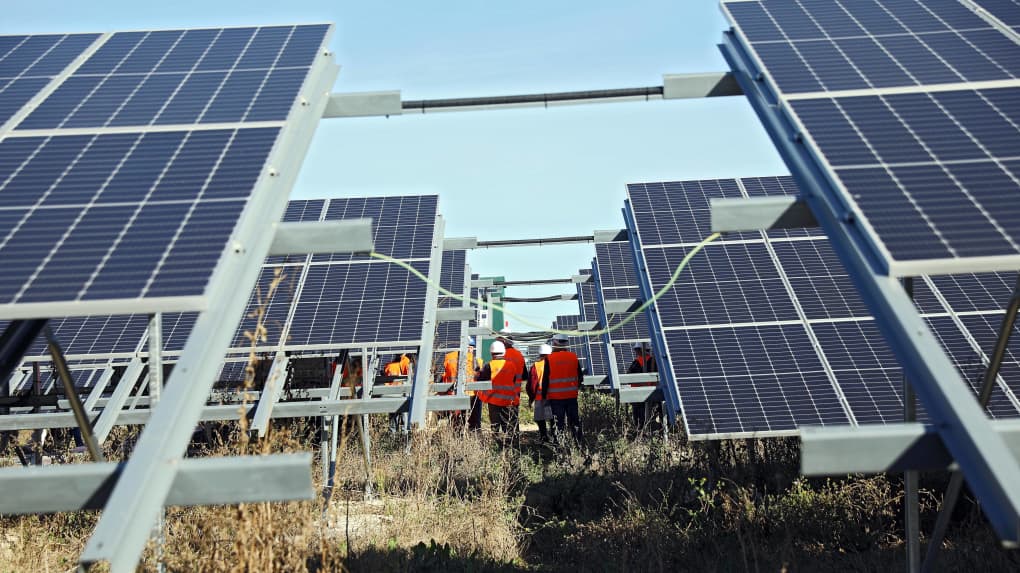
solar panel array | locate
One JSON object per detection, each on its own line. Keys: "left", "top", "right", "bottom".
{"left": 3, "top": 195, "right": 441, "bottom": 395}
{"left": 722, "top": 0, "right": 1020, "bottom": 275}
{"left": 0, "top": 26, "right": 332, "bottom": 316}
{"left": 575, "top": 269, "right": 607, "bottom": 376}
{"left": 625, "top": 175, "right": 1020, "bottom": 438}
{"left": 592, "top": 241, "right": 651, "bottom": 374}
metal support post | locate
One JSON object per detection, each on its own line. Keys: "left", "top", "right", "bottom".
{"left": 923, "top": 274, "right": 1020, "bottom": 571}
{"left": 321, "top": 353, "right": 345, "bottom": 500}
{"left": 0, "top": 320, "right": 46, "bottom": 386}
{"left": 93, "top": 357, "right": 145, "bottom": 445}
{"left": 902, "top": 278, "right": 920, "bottom": 573}
{"left": 251, "top": 354, "right": 290, "bottom": 438}
{"left": 148, "top": 314, "right": 163, "bottom": 405}
{"left": 43, "top": 327, "right": 104, "bottom": 463}
{"left": 361, "top": 349, "right": 379, "bottom": 498}
{"left": 407, "top": 216, "right": 446, "bottom": 427}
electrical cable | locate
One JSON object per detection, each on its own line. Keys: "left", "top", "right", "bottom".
{"left": 368, "top": 232, "right": 722, "bottom": 337}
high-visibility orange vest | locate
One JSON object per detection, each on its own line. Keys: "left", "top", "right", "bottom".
{"left": 546, "top": 350, "right": 580, "bottom": 400}
{"left": 399, "top": 355, "right": 411, "bottom": 375}
{"left": 383, "top": 362, "right": 403, "bottom": 381}
{"left": 633, "top": 354, "right": 657, "bottom": 387}
{"left": 530, "top": 360, "right": 546, "bottom": 398}
{"left": 442, "top": 350, "right": 478, "bottom": 382}
{"left": 479, "top": 358, "right": 521, "bottom": 407}
{"left": 504, "top": 347, "right": 526, "bottom": 383}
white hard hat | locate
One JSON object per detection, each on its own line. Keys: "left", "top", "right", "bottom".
{"left": 490, "top": 340, "right": 506, "bottom": 354}
{"left": 551, "top": 334, "right": 569, "bottom": 346}
{"left": 539, "top": 344, "right": 552, "bottom": 355}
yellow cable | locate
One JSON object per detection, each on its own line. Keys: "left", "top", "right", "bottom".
{"left": 369, "top": 232, "right": 721, "bottom": 338}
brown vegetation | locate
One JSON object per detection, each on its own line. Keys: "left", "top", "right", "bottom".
{"left": 2, "top": 392, "right": 1019, "bottom": 572}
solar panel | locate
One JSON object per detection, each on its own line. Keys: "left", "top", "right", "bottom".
{"left": 592, "top": 242, "right": 651, "bottom": 380}
{"left": 626, "top": 174, "right": 1020, "bottom": 438}
{"left": 286, "top": 195, "right": 439, "bottom": 347}
{"left": 0, "top": 25, "right": 332, "bottom": 318}
{"left": 0, "top": 34, "right": 100, "bottom": 126}
{"left": 575, "top": 268, "right": 607, "bottom": 376}
{"left": 722, "top": 0, "right": 1020, "bottom": 275}
{"left": 435, "top": 250, "right": 467, "bottom": 350}
{"left": 972, "top": 0, "right": 1020, "bottom": 28}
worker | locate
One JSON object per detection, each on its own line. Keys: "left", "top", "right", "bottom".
{"left": 441, "top": 338, "right": 483, "bottom": 428}
{"left": 399, "top": 353, "right": 414, "bottom": 375}
{"left": 382, "top": 355, "right": 407, "bottom": 432}
{"left": 542, "top": 334, "right": 584, "bottom": 443}
{"left": 628, "top": 343, "right": 658, "bottom": 432}
{"left": 496, "top": 331, "right": 529, "bottom": 390}
{"left": 383, "top": 355, "right": 404, "bottom": 378}
{"left": 476, "top": 340, "right": 523, "bottom": 446}
{"left": 526, "top": 344, "right": 554, "bottom": 442}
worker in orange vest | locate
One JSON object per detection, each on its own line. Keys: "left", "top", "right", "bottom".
{"left": 441, "top": 338, "right": 483, "bottom": 428}
{"left": 496, "top": 331, "right": 529, "bottom": 391}
{"left": 542, "top": 334, "right": 584, "bottom": 443}
{"left": 628, "top": 343, "right": 658, "bottom": 432}
{"left": 476, "top": 340, "right": 523, "bottom": 445}
{"left": 526, "top": 344, "right": 554, "bottom": 442}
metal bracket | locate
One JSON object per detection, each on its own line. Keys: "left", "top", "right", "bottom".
{"left": 436, "top": 308, "right": 475, "bottom": 322}
{"left": 593, "top": 229, "right": 629, "bottom": 243}
{"left": 251, "top": 355, "right": 290, "bottom": 437}
{"left": 618, "top": 387, "right": 662, "bottom": 404}
{"left": 801, "top": 422, "right": 1020, "bottom": 475}
{"left": 662, "top": 72, "right": 742, "bottom": 99}
{"left": 604, "top": 298, "right": 641, "bottom": 314}
{"left": 0, "top": 453, "right": 314, "bottom": 514}
{"left": 268, "top": 219, "right": 374, "bottom": 256}
{"left": 572, "top": 274, "right": 592, "bottom": 284}
{"left": 710, "top": 196, "right": 818, "bottom": 234}
{"left": 322, "top": 90, "right": 402, "bottom": 118}
{"left": 443, "top": 236, "right": 478, "bottom": 250}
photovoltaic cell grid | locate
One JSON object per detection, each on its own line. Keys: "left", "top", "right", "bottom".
{"left": 626, "top": 175, "right": 1020, "bottom": 438}
{"left": 722, "top": 0, "right": 1020, "bottom": 273}
{"left": 972, "top": 0, "right": 1020, "bottom": 28}
{"left": 0, "top": 34, "right": 99, "bottom": 125}
{"left": 593, "top": 242, "right": 650, "bottom": 343}
{"left": 435, "top": 249, "right": 467, "bottom": 350}
{"left": 575, "top": 269, "right": 607, "bottom": 376}
{"left": 287, "top": 195, "right": 438, "bottom": 347}
{"left": 552, "top": 314, "right": 588, "bottom": 371}
{"left": 0, "top": 25, "right": 331, "bottom": 314}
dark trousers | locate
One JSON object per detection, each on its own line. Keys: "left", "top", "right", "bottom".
{"left": 536, "top": 419, "right": 550, "bottom": 441}
{"left": 550, "top": 399, "right": 582, "bottom": 442}
{"left": 487, "top": 403, "right": 519, "bottom": 446}
{"left": 467, "top": 395, "right": 482, "bottom": 431}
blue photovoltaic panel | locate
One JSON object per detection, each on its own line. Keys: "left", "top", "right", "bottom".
{"left": 435, "top": 249, "right": 467, "bottom": 349}
{"left": 33, "top": 315, "right": 147, "bottom": 356}
{"left": 287, "top": 195, "right": 439, "bottom": 347}
{"left": 665, "top": 324, "right": 850, "bottom": 436}
{"left": 287, "top": 260, "right": 431, "bottom": 346}
{"left": 16, "top": 25, "right": 328, "bottom": 130}
{"left": 0, "top": 24, "right": 332, "bottom": 318}
{"left": 0, "top": 34, "right": 100, "bottom": 125}
{"left": 643, "top": 243, "right": 800, "bottom": 327}
{"left": 811, "top": 319, "right": 908, "bottom": 425}
{"left": 265, "top": 198, "right": 326, "bottom": 264}
{"left": 553, "top": 314, "right": 588, "bottom": 370}
{"left": 16, "top": 367, "right": 105, "bottom": 394}
{"left": 0, "top": 127, "right": 279, "bottom": 304}
{"left": 315, "top": 195, "right": 438, "bottom": 263}
{"left": 227, "top": 265, "right": 299, "bottom": 350}
{"left": 626, "top": 173, "right": 1020, "bottom": 437}
{"left": 593, "top": 242, "right": 649, "bottom": 343}
{"left": 722, "top": 1, "right": 1020, "bottom": 272}
{"left": 973, "top": 0, "right": 1020, "bottom": 27}
{"left": 926, "top": 314, "right": 1020, "bottom": 418}
{"left": 575, "top": 269, "right": 607, "bottom": 376}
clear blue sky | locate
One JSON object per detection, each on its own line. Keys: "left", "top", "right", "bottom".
{"left": 2, "top": 1, "right": 787, "bottom": 330}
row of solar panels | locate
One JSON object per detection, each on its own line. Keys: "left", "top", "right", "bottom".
{"left": 564, "top": 173, "right": 1019, "bottom": 439}
{"left": 2, "top": 194, "right": 476, "bottom": 393}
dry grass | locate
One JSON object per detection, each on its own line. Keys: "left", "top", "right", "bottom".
{"left": 3, "top": 392, "right": 1020, "bottom": 571}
